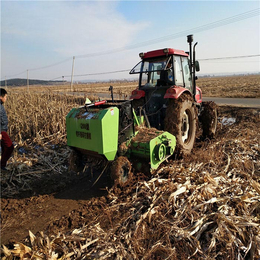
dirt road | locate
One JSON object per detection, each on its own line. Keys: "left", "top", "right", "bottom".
{"left": 203, "top": 97, "right": 260, "bottom": 108}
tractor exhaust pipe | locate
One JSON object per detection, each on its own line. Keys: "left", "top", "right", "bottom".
{"left": 187, "top": 35, "right": 198, "bottom": 101}
{"left": 193, "top": 42, "right": 198, "bottom": 100}
{"left": 187, "top": 34, "right": 193, "bottom": 76}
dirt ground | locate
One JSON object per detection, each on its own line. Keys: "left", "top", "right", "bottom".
{"left": 1, "top": 160, "right": 111, "bottom": 245}
{"left": 1, "top": 105, "right": 260, "bottom": 259}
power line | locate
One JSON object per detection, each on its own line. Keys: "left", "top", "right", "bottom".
{"left": 29, "top": 58, "right": 72, "bottom": 72}
{"left": 2, "top": 8, "right": 259, "bottom": 81}
{"left": 3, "top": 58, "right": 72, "bottom": 80}
{"left": 4, "top": 70, "right": 27, "bottom": 79}
{"left": 75, "top": 8, "right": 260, "bottom": 58}
{"left": 199, "top": 54, "right": 260, "bottom": 61}
{"left": 48, "top": 76, "right": 66, "bottom": 81}
{"left": 3, "top": 53, "right": 259, "bottom": 82}
{"left": 55, "top": 54, "right": 259, "bottom": 79}
{"left": 201, "top": 61, "right": 259, "bottom": 64}
{"left": 62, "top": 69, "right": 130, "bottom": 78}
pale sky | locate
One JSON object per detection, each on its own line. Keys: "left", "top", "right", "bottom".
{"left": 1, "top": 0, "right": 259, "bottom": 82}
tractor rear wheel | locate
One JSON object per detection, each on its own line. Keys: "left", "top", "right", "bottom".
{"left": 110, "top": 156, "right": 132, "bottom": 186}
{"left": 200, "top": 101, "right": 218, "bottom": 138}
{"left": 164, "top": 94, "right": 196, "bottom": 156}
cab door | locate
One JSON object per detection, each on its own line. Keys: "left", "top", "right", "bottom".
{"left": 181, "top": 57, "right": 192, "bottom": 91}
{"left": 173, "top": 55, "right": 192, "bottom": 91}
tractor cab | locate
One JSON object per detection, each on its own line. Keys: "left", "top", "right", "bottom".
{"left": 130, "top": 48, "right": 192, "bottom": 92}
{"left": 130, "top": 47, "right": 199, "bottom": 130}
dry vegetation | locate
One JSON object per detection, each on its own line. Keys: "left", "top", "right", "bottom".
{"left": 0, "top": 92, "right": 86, "bottom": 197}
{"left": 10, "top": 80, "right": 137, "bottom": 100}
{"left": 5, "top": 91, "right": 86, "bottom": 145}
{"left": 1, "top": 75, "right": 260, "bottom": 259}
{"left": 197, "top": 75, "right": 260, "bottom": 98}
{"left": 10, "top": 74, "right": 260, "bottom": 98}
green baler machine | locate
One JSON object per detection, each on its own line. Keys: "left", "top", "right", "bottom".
{"left": 66, "top": 100, "right": 176, "bottom": 185}
{"left": 66, "top": 104, "right": 120, "bottom": 161}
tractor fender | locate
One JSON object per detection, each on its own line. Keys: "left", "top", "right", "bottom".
{"left": 164, "top": 86, "right": 192, "bottom": 99}
{"left": 130, "top": 89, "right": 145, "bottom": 99}
{"left": 164, "top": 86, "right": 203, "bottom": 104}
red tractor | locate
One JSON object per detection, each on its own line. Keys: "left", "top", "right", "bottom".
{"left": 129, "top": 35, "right": 217, "bottom": 155}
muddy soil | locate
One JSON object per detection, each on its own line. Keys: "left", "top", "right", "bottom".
{"left": 1, "top": 170, "right": 111, "bottom": 245}
{"left": 1, "top": 106, "right": 260, "bottom": 248}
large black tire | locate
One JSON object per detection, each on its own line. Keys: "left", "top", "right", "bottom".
{"left": 68, "top": 148, "right": 83, "bottom": 172}
{"left": 200, "top": 101, "right": 218, "bottom": 138}
{"left": 164, "top": 94, "right": 197, "bottom": 155}
{"left": 110, "top": 156, "right": 132, "bottom": 186}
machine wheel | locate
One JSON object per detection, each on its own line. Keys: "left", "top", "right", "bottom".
{"left": 110, "top": 156, "right": 132, "bottom": 186}
{"left": 68, "top": 148, "right": 83, "bottom": 172}
{"left": 164, "top": 94, "right": 196, "bottom": 156}
{"left": 132, "top": 98, "right": 145, "bottom": 112}
{"left": 200, "top": 101, "right": 218, "bottom": 138}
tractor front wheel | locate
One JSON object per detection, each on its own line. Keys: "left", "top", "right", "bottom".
{"left": 164, "top": 94, "right": 196, "bottom": 156}
{"left": 110, "top": 156, "right": 132, "bottom": 186}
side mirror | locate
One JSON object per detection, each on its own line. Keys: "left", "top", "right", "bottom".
{"left": 195, "top": 61, "right": 200, "bottom": 72}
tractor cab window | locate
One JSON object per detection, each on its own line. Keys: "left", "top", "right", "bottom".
{"left": 173, "top": 56, "right": 184, "bottom": 86}
{"left": 181, "top": 57, "right": 192, "bottom": 90}
{"left": 130, "top": 57, "right": 171, "bottom": 88}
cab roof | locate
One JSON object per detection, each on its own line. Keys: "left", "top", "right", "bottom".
{"left": 141, "top": 48, "right": 189, "bottom": 59}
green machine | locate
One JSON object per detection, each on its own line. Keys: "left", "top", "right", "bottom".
{"left": 66, "top": 99, "right": 176, "bottom": 185}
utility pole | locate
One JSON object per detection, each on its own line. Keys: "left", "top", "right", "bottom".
{"left": 27, "top": 70, "right": 29, "bottom": 91}
{"left": 70, "top": 56, "right": 75, "bottom": 92}
{"left": 5, "top": 76, "right": 7, "bottom": 89}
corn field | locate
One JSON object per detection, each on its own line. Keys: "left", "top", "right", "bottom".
{"left": 6, "top": 91, "right": 87, "bottom": 145}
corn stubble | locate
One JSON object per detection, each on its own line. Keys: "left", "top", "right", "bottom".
{"left": 1, "top": 91, "right": 84, "bottom": 196}
{"left": 1, "top": 91, "right": 260, "bottom": 259}
{"left": 6, "top": 91, "right": 85, "bottom": 144}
